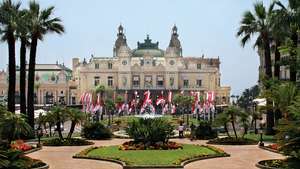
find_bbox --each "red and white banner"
[156,94,166,106]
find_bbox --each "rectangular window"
[183,80,189,87]
[94,76,100,86]
[170,77,175,87]
[108,63,113,69]
[132,76,140,87]
[145,75,152,88]
[95,63,99,69]
[197,63,201,70]
[157,76,164,87]
[196,79,202,87]
[107,76,113,87]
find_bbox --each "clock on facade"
[169,60,175,65]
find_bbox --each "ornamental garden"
[1,0,300,169]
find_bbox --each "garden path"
[28,138,283,169]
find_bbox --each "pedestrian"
[178,122,184,138]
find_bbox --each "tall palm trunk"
[7,32,16,113]
[231,120,238,139]
[224,123,230,138]
[67,121,76,139]
[20,37,27,115]
[274,41,281,79]
[264,40,275,135]
[56,122,63,140]
[27,36,38,128]
[290,32,298,82]
[264,40,272,78]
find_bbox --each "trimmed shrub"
[195,121,217,139]
[126,118,174,144]
[207,137,258,145]
[43,138,93,146]
[81,122,112,140]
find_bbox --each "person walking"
[190,123,196,141]
[178,122,184,138]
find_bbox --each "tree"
[0,0,21,113]
[274,0,300,81]
[213,112,231,137]
[239,111,250,138]
[66,108,85,139]
[105,99,115,126]
[50,106,68,140]
[16,9,30,116]
[223,106,243,139]
[271,82,298,119]
[0,111,33,144]
[27,1,64,128]
[237,1,273,79]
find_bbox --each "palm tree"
[213,112,231,137]
[16,9,30,115]
[50,106,68,140]
[0,0,21,113]
[272,82,298,119]
[0,111,33,144]
[274,0,300,81]
[239,111,250,138]
[67,108,85,139]
[237,2,273,78]
[27,1,64,128]
[237,2,277,135]
[223,106,242,139]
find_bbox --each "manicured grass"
[86,144,225,166]
[244,133,276,143]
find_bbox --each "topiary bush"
[81,122,112,140]
[195,121,217,140]
[126,118,174,144]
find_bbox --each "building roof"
[16,64,72,72]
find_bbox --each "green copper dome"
[132,35,165,57]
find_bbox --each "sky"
[0,0,276,95]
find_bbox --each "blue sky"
[0,0,276,95]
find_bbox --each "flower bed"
[119,141,183,150]
[11,140,34,152]
[207,137,258,145]
[256,158,300,169]
[43,138,94,146]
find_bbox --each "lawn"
[244,133,276,143]
[84,144,226,166]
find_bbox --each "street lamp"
[258,119,264,147]
[36,126,43,148]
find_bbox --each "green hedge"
[81,122,112,140]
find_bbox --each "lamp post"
[259,119,264,147]
[37,126,43,148]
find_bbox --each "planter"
[256,160,283,169]
[32,163,49,169]
[24,147,42,154]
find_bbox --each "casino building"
[72,25,231,105]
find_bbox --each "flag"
[156,94,166,106]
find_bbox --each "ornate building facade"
[0,63,77,105]
[72,25,231,105]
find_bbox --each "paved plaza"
[28,139,283,169]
